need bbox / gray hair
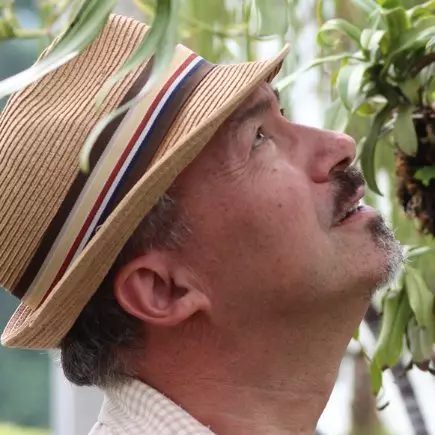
[59,191,190,388]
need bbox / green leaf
[0,0,117,99]
[414,166,435,186]
[317,18,362,48]
[373,290,412,371]
[360,29,387,57]
[370,359,383,395]
[324,98,349,132]
[408,0,435,22]
[399,77,421,105]
[254,0,288,36]
[387,16,435,66]
[336,64,368,111]
[405,266,434,329]
[80,0,177,172]
[275,52,359,92]
[393,105,418,156]
[383,7,411,42]
[353,326,360,340]
[95,0,172,109]
[378,0,401,9]
[405,245,435,259]
[356,96,387,116]
[360,104,392,195]
[407,316,434,364]
[352,0,381,16]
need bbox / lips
[333,185,365,225]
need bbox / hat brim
[2,44,290,349]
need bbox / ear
[113,251,211,327]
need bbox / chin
[364,215,404,293]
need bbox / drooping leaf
[405,245,434,259]
[382,6,411,42]
[275,52,360,92]
[414,166,435,186]
[393,105,418,156]
[405,266,434,329]
[372,289,412,372]
[360,104,392,195]
[324,98,349,132]
[95,0,172,109]
[0,0,117,99]
[408,0,435,22]
[336,64,368,111]
[370,359,383,395]
[360,29,387,58]
[399,77,421,105]
[356,96,388,117]
[254,0,289,36]
[351,0,381,16]
[80,0,177,172]
[317,18,362,48]
[387,16,435,66]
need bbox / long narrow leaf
[393,105,418,156]
[351,0,381,16]
[324,98,349,132]
[383,7,411,42]
[0,0,117,99]
[317,18,362,48]
[275,52,359,92]
[80,0,177,172]
[360,104,392,195]
[386,16,435,66]
[408,0,435,21]
[405,266,434,329]
[336,64,367,111]
[96,0,172,109]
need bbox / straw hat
[0,14,289,349]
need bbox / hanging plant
[277,0,435,397]
[278,0,435,236]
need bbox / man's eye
[253,127,267,148]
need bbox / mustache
[332,167,365,219]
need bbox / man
[0,14,402,435]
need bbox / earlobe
[114,253,210,327]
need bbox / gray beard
[367,215,404,290]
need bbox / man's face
[173,82,402,331]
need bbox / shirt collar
[99,378,216,435]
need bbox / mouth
[333,185,367,226]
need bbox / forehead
[226,82,277,121]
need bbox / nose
[298,125,357,183]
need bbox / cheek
[182,164,323,286]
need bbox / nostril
[332,156,352,174]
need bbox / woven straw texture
[0,14,289,349]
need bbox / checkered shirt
[89,379,215,435]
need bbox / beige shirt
[89,378,215,435]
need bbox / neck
[137,298,368,435]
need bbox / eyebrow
[227,87,281,136]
